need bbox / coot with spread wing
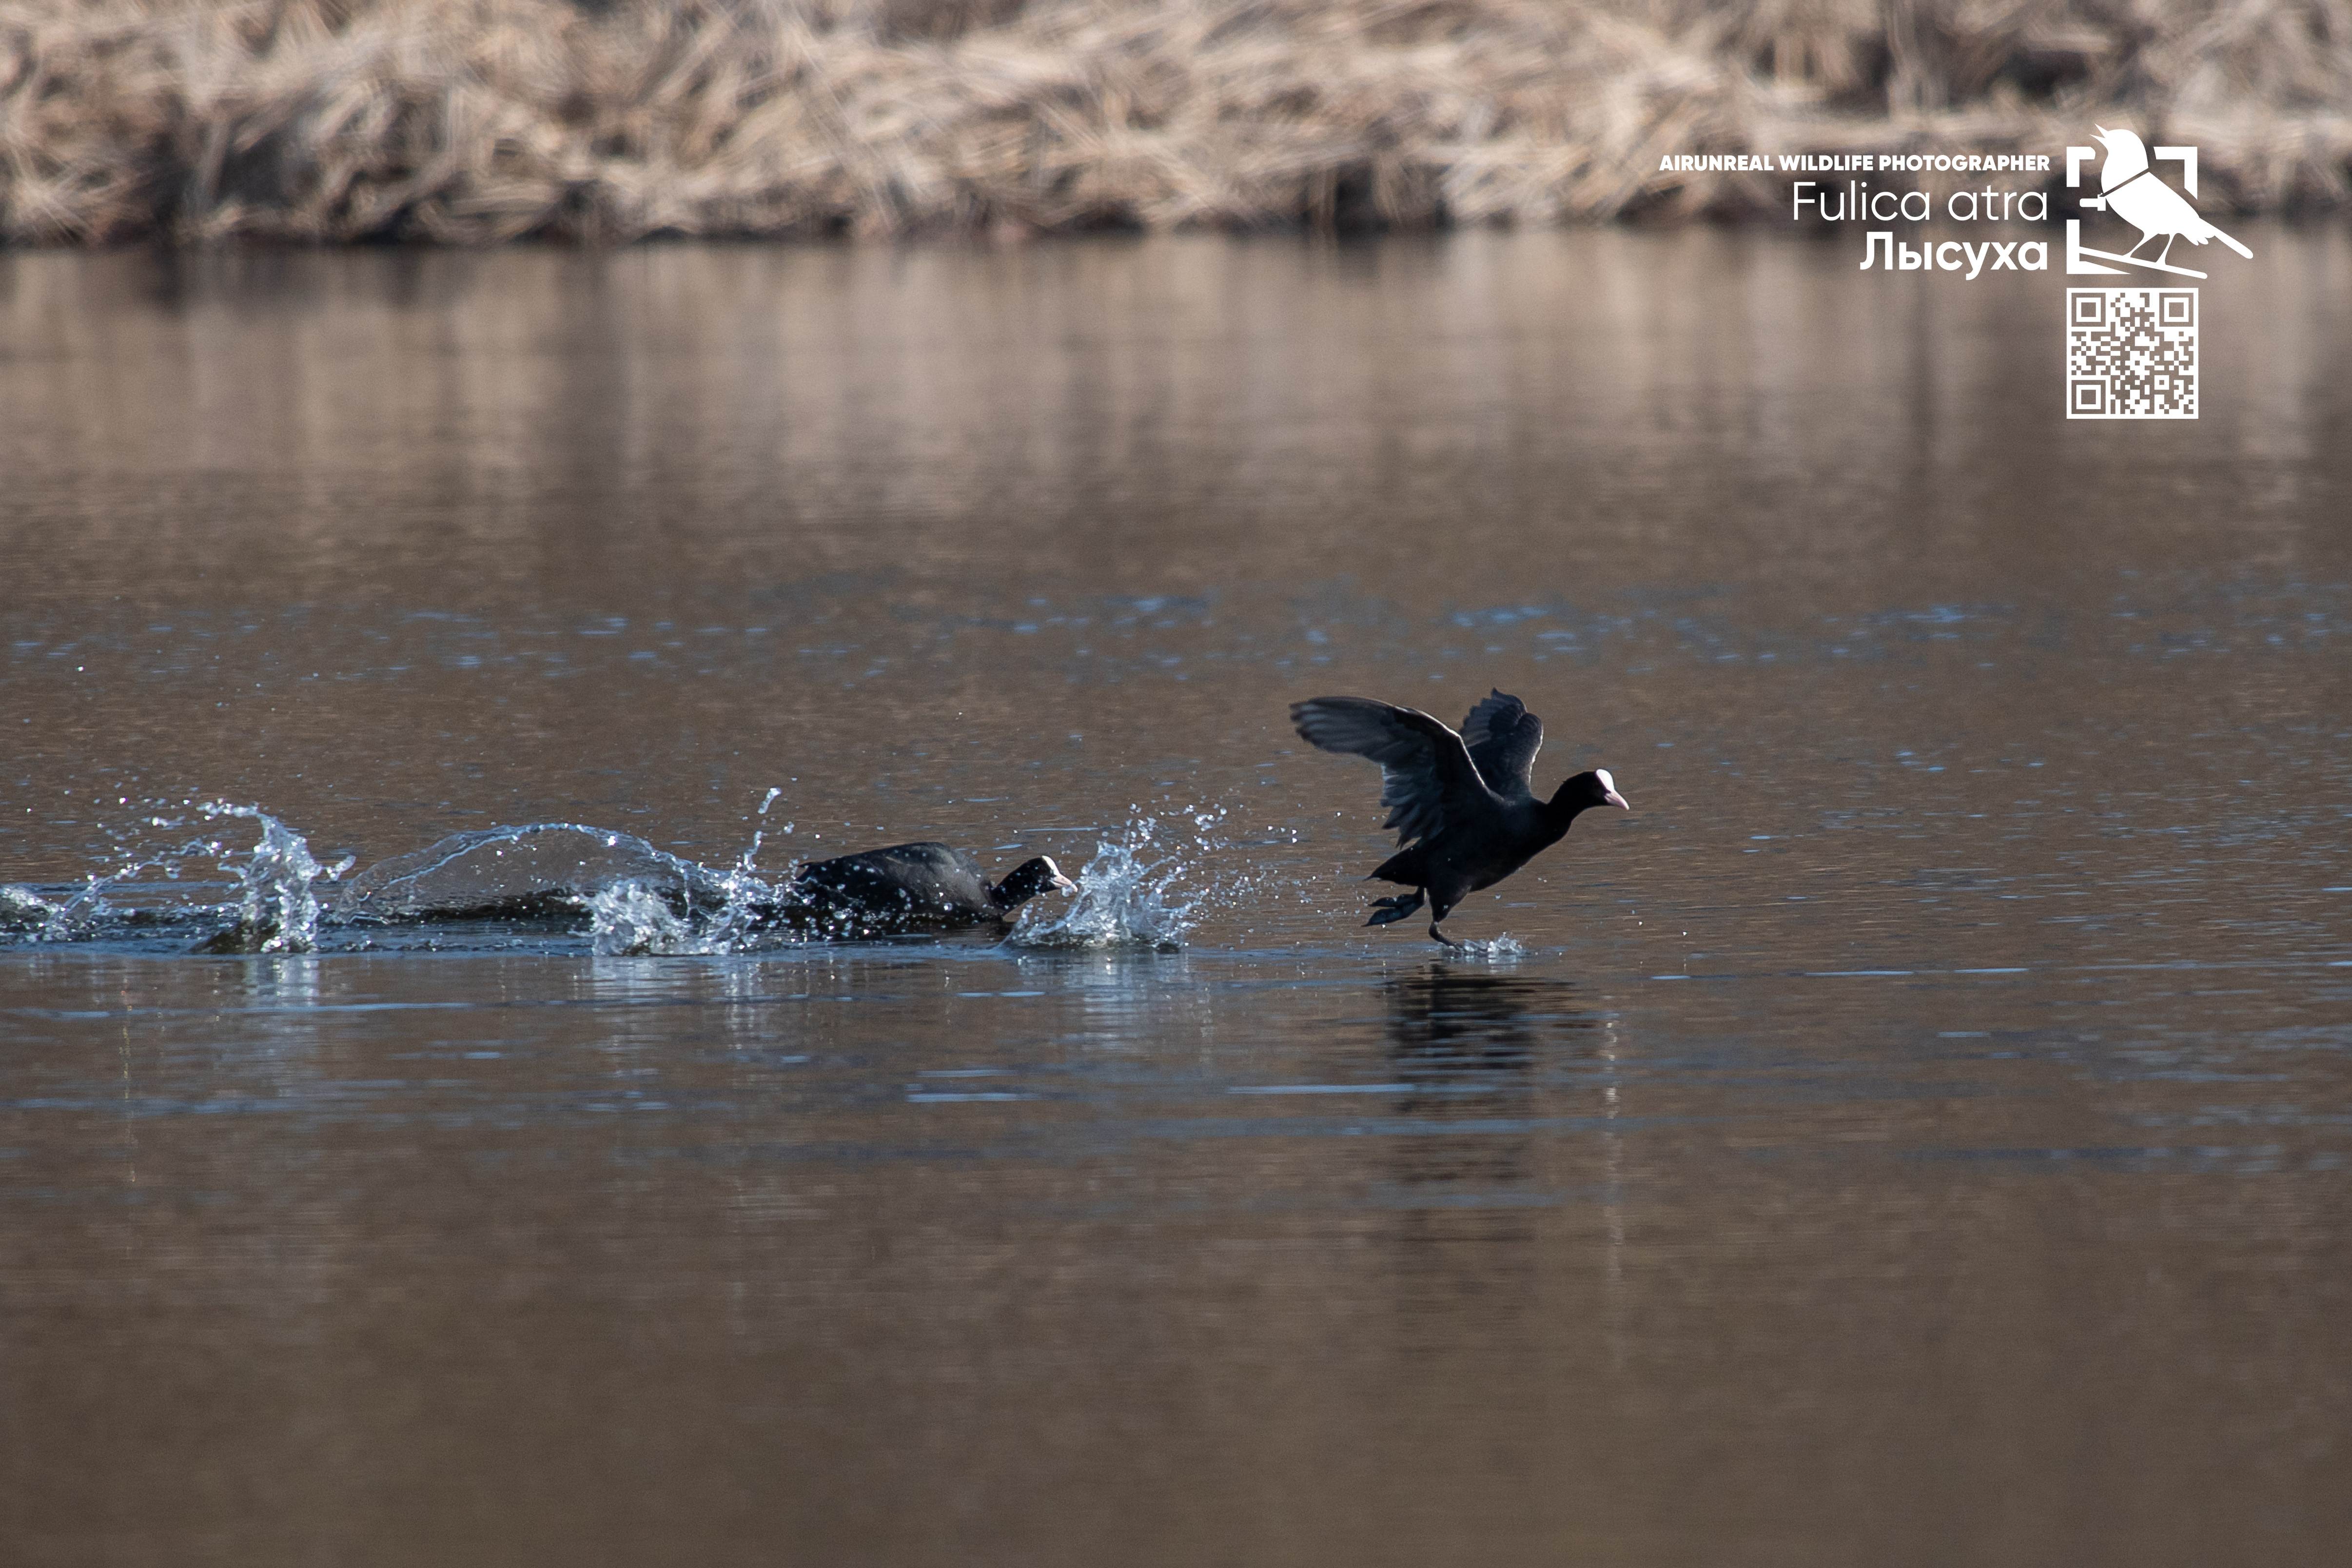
[1291,689,1627,943]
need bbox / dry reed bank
[4,0,2350,244]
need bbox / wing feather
[1291,697,1499,845]
[1460,689,1544,799]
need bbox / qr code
[2067,289,2196,418]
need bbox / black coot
[1291,689,1628,943]
[790,842,1076,933]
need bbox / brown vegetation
[4,0,2350,244]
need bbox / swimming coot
[1291,689,1627,943]
[790,842,1076,932]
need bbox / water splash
[331,820,827,953]
[5,806,220,943]
[585,881,707,956]
[695,860,802,950]
[740,785,791,874]
[192,803,353,954]
[1439,934,1529,962]
[4,799,1269,956]
[39,860,159,942]
[579,865,817,956]
[333,822,733,922]
[1009,809,1250,951]
[1,802,348,951]
[0,883,62,936]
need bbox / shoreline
[7,0,2351,247]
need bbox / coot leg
[1427,893,1462,945]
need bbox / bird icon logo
[2068,128,2252,278]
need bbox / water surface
[3,232,2350,1564]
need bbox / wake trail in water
[3,800,1264,956]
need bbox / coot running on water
[1291,689,1628,944]
[789,842,1076,933]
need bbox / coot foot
[1364,890,1425,927]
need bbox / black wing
[1460,689,1544,799]
[796,843,976,897]
[1291,697,1499,845]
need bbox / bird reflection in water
[1383,967,1601,1129]
[1379,967,1609,1333]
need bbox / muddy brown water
[3,231,2350,1565]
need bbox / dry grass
[3,0,2349,244]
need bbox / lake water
[3,231,2349,1564]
